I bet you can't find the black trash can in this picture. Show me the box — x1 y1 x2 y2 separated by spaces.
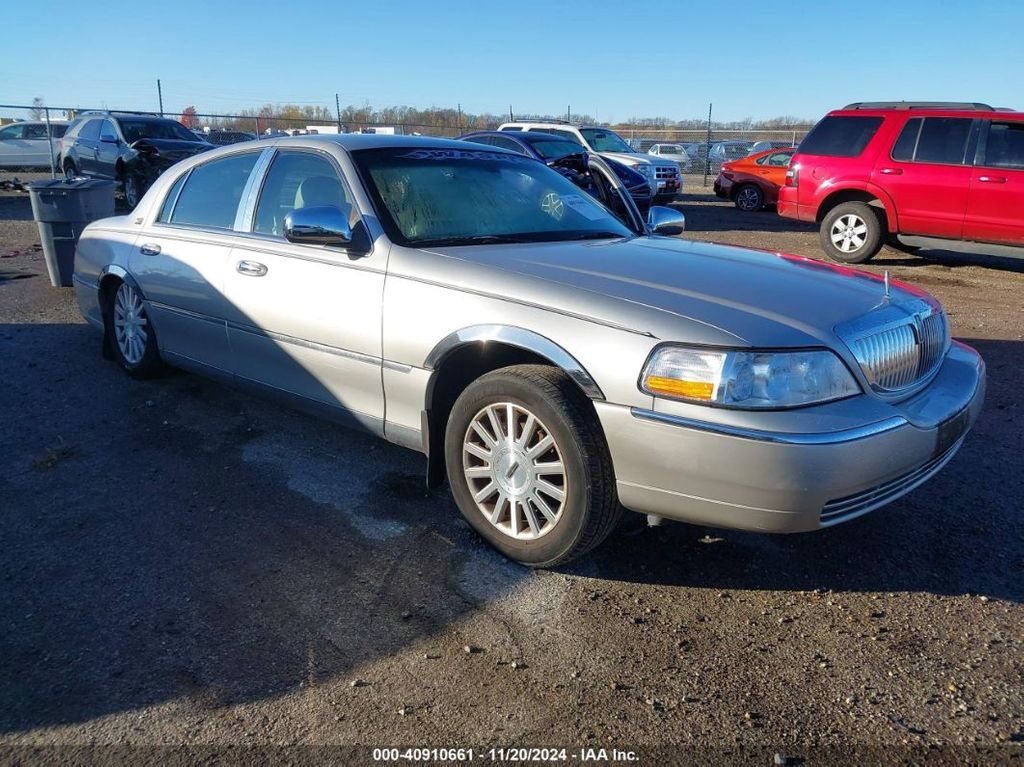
29 179 116 287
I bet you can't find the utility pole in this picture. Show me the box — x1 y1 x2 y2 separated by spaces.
509 104 513 122
457 103 463 133
157 79 164 117
703 102 713 187
567 105 571 123
335 93 342 132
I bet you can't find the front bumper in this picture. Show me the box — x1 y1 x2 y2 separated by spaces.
596 342 985 533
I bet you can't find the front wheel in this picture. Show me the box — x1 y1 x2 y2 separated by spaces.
120 169 143 209
819 202 884 264
734 183 764 211
104 280 162 378
445 365 620 567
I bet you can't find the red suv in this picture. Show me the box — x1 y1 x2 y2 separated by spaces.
778 101 1024 263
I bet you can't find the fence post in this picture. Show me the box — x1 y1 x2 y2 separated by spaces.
44 107 56 179
703 103 713 187
792 129 797 147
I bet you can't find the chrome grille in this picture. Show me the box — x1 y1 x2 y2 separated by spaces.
837 299 948 394
654 165 678 179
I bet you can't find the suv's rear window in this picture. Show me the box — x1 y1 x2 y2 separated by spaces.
798 116 883 157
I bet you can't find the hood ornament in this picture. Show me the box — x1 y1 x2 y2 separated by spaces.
883 270 891 301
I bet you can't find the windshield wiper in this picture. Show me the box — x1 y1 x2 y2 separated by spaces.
415 234 536 247
564 231 630 241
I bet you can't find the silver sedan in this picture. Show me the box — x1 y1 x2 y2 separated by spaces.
73 135 985 566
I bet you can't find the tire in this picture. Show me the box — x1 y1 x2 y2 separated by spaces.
104 280 162 378
445 365 620 567
819 202 884 264
734 183 764 211
120 168 143 209
63 159 77 181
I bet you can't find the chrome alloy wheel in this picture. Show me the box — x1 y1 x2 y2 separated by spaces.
830 213 868 253
113 282 148 365
462 402 567 541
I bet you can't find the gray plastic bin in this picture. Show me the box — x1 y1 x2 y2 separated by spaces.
29 179 116 287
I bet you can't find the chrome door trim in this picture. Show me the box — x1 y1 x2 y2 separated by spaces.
228 320 383 368
629 408 909 445
424 324 605 400
234 148 276 232
148 300 226 326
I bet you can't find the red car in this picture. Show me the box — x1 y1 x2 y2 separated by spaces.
714 148 794 211
778 101 1024 263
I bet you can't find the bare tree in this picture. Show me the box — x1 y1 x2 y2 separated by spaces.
29 97 45 120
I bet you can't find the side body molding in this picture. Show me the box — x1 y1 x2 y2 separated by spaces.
423 324 605 400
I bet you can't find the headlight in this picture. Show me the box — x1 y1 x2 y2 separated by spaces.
632 163 652 176
639 346 860 409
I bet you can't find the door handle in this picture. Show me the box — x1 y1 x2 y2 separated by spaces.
139 243 161 256
236 260 268 277
978 175 1007 184
879 167 903 175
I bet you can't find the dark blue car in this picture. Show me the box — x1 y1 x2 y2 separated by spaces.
458 130 652 218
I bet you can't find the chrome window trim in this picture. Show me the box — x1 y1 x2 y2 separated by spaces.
629 407 908 445
234 148 276 231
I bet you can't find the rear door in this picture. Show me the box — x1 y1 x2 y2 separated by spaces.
75 119 102 175
873 116 975 238
963 119 1024 245
130 149 265 372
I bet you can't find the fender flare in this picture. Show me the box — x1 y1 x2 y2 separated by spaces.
817 181 901 232
423 324 605 401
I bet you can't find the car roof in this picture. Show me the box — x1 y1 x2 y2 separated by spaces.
272 133 522 152
464 130 576 143
828 106 1019 120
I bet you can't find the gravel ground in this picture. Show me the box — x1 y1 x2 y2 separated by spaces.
0 175 1021 763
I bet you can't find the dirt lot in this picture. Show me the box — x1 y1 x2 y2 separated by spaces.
0 173 1021 763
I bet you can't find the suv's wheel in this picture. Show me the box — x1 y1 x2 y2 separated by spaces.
734 183 764 211
820 202 884 263
445 365 620 567
104 280 162 378
120 169 142 209
63 159 77 181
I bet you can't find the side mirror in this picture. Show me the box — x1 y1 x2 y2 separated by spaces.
284 205 352 246
100 133 119 144
647 206 686 235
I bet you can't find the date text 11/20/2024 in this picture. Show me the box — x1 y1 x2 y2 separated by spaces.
372 747 639 762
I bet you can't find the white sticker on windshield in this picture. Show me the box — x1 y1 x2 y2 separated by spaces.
560 194 604 220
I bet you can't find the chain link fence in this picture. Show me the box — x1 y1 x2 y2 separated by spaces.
1 102 813 188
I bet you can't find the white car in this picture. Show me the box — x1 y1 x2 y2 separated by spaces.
648 143 692 173
498 122 681 201
0 120 67 169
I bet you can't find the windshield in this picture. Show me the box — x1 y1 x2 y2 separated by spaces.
352 147 633 247
119 119 202 143
530 139 586 160
579 128 633 153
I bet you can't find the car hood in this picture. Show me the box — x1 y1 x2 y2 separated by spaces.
130 139 214 164
424 237 921 348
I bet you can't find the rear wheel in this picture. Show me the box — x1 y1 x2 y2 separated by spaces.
120 168 142 209
104 280 162 378
734 183 764 211
819 202 884 264
63 159 77 181
445 365 620 567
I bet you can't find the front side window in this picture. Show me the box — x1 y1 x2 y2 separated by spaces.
579 128 632 153
167 152 260 229
799 116 883 157
253 150 352 236
529 138 585 160
982 121 1024 170
78 119 101 141
353 147 632 246
99 120 118 141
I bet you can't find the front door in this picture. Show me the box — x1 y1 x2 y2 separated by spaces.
130 150 264 373
963 119 1024 246
223 148 386 434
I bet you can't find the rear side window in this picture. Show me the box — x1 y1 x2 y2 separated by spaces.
983 121 1024 170
890 117 972 165
798 116 883 157
168 152 260 229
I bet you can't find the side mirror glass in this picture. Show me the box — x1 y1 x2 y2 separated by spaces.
284 205 353 246
647 206 686 235
100 134 118 144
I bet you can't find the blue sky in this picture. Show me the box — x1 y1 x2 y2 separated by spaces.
4 0 1022 123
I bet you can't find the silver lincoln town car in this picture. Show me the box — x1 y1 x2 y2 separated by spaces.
73 135 985 566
